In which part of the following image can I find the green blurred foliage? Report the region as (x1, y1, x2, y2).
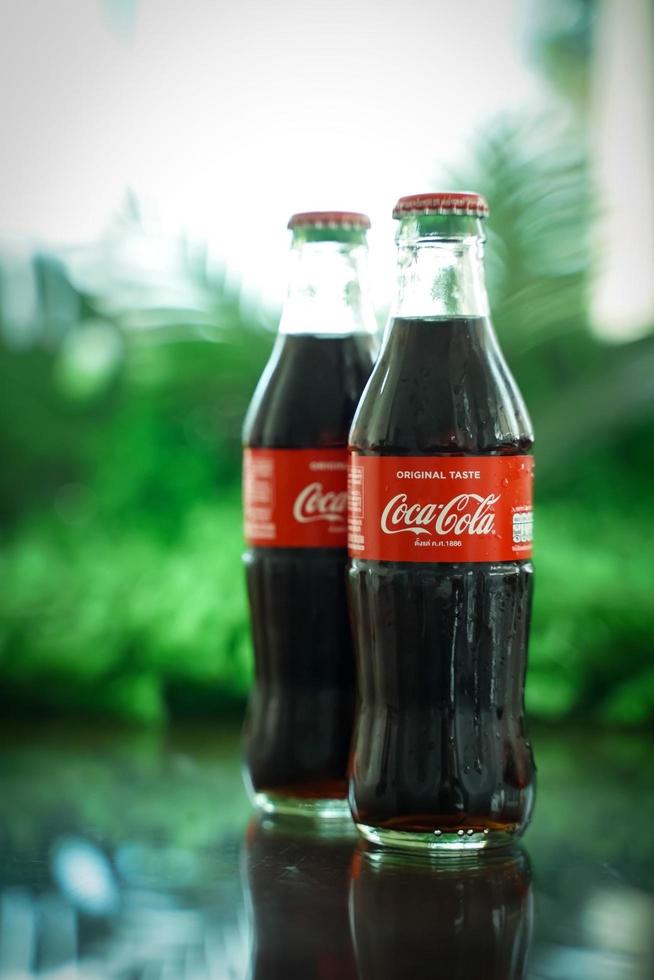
(454, 117, 654, 725)
(0, 228, 274, 721)
(0, 115, 653, 726)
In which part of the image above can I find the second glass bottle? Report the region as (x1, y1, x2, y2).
(242, 211, 376, 818)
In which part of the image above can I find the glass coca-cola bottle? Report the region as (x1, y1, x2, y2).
(243, 211, 377, 818)
(347, 192, 535, 850)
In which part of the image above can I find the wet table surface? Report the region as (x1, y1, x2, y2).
(1, 720, 653, 979)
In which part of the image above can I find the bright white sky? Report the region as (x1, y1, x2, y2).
(0, 0, 545, 309)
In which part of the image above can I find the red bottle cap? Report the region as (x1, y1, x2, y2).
(393, 192, 489, 219)
(288, 211, 371, 230)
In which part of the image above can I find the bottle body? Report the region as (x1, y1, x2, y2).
(243, 214, 376, 817)
(347, 196, 535, 849)
(244, 333, 374, 813)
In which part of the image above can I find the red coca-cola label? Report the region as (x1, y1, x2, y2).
(243, 448, 348, 548)
(348, 454, 533, 562)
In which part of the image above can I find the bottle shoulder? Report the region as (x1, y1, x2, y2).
(349, 317, 533, 455)
(244, 333, 374, 449)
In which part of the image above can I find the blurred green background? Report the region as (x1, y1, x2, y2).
(1, 0, 652, 726)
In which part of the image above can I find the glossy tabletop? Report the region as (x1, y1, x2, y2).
(0, 720, 653, 978)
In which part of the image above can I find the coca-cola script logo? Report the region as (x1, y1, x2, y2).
(381, 492, 500, 537)
(293, 482, 348, 524)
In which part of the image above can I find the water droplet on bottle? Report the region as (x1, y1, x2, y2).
(466, 829, 474, 836)
(502, 478, 509, 487)
(433, 829, 442, 837)
(457, 829, 465, 837)
(464, 764, 471, 774)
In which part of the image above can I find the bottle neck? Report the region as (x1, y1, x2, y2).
(279, 232, 377, 337)
(393, 216, 490, 319)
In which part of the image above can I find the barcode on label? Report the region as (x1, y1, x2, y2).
(512, 511, 533, 544)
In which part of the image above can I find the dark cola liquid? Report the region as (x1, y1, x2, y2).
(350, 847, 532, 979)
(244, 332, 374, 802)
(348, 316, 535, 838)
(243, 820, 357, 979)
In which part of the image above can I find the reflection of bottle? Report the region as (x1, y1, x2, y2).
(243, 818, 358, 979)
(243, 212, 376, 819)
(348, 192, 535, 850)
(350, 846, 533, 980)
